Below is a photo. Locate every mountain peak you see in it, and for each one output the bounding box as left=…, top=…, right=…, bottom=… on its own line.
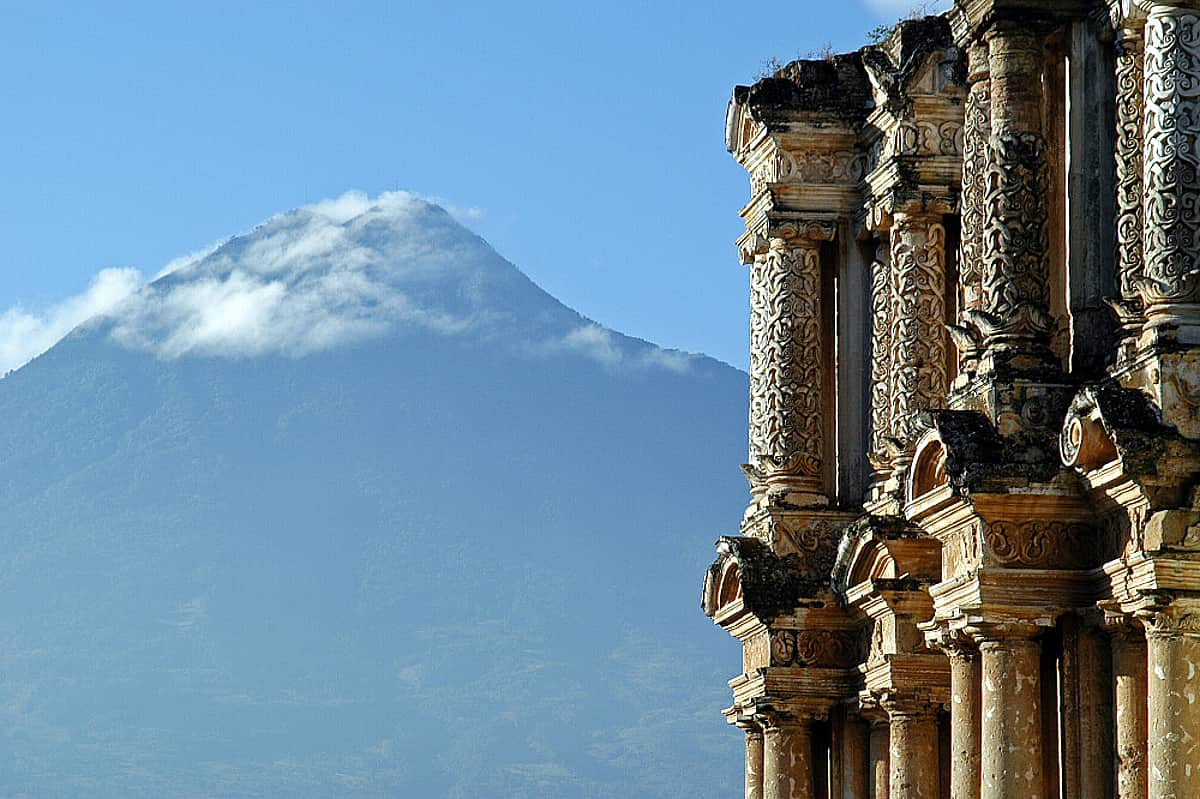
left=67, top=190, right=700, bottom=374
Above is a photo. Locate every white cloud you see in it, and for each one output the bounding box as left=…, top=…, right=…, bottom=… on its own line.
left=0, top=268, right=142, bottom=374
left=2, top=191, right=690, bottom=375
left=556, top=324, right=693, bottom=373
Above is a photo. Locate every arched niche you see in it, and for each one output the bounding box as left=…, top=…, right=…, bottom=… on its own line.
left=908, top=429, right=948, bottom=504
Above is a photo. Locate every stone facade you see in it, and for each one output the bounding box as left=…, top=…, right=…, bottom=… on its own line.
left=702, top=3, right=1200, bottom=797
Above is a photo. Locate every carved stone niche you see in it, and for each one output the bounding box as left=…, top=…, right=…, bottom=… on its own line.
left=904, top=410, right=1102, bottom=574
left=832, top=517, right=943, bottom=667
left=703, top=536, right=858, bottom=674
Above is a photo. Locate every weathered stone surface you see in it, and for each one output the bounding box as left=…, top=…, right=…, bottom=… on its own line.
left=705, top=2, right=1200, bottom=795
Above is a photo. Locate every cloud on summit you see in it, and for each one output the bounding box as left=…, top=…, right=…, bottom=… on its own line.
left=0, top=268, right=142, bottom=374
left=0, top=191, right=696, bottom=376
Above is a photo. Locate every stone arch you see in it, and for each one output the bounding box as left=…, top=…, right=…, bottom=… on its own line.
left=908, top=428, right=948, bottom=503
left=717, top=561, right=743, bottom=608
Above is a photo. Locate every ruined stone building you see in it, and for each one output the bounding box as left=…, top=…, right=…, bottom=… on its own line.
left=700, top=1, right=1200, bottom=797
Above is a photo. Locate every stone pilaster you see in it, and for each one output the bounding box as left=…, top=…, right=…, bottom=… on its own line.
left=976, top=625, right=1043, bottom=799
left=1112, top=13, right=1148, bottom=346
left=885, top=699, right=943, bottom=799
left=976, top=22, right=1055, bottom=373
left=1139, top=3, right=1200, bottom=333
left=745, top=221, right=837, bottom=507
left=1112, top=621, right=1149, bottom=799
left=889, top=212, right=950, bottom=446
left=763, top=713, right=816, bottom=799
left=838, top=712, right=870, bottom=799
left=1143, top=603, right=1200, bottom=799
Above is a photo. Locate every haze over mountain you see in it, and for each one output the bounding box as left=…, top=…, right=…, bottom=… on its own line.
left=0, top=193, right=748, bottom=797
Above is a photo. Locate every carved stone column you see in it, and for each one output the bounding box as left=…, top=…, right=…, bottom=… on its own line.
left=977, top=626, right=1043, bottom=799
left=747, top=221, right=836, bottom=506
left=1113, top=14, right=1148, bottom=342
left=1112, top=622, right=1148, bottom=799
left=1139, top=3, right=1200, bottom=334
left=741, top=720, right=767, bottom=799
left=1144, top=605, right=1200, bottom=799
left=763, top=714, right=816, bottom=799
left=889, top=212, right=949, bottom=446
left=948, top=646, right=982, bottom=799
left=955, top=43, right=991, bottom=375
left=868, top=718, right=890, bottom=799
left=977, top=21, right=1054, bottom=371
left=886, top=700, right=942, bottom=799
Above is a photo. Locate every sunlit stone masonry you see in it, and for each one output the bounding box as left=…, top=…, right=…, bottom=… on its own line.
left=701, top=3, right=1200, bottom=797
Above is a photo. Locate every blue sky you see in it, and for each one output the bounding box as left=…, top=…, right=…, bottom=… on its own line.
left=0, top=0, right=942, bottom=371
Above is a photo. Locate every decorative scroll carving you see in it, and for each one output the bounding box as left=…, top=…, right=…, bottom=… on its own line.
left=748, top=224, right=835, bottom=482
left=978, top=132, right=1053, bottom=341
left=983, top=519, right=1093, bottom=569
left=1114, top=21, right=1147, bottom=316
left=769, top=629, right=860, bottom=668
left=750, top=150, right=869, bottom=194
left=869, top=241, right=893, bottom=455
left=888, top=120, right=964, bottom=158
left=766, top=517, right=840, bottom=559
left=1140, top=8, right=1200, bottom=305
left=889, top=215, right=949, bottom=444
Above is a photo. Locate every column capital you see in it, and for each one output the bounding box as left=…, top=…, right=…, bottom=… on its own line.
left=1139, top=599, right=1200, bottom=639
left=924, top=622, right=981, bottom=661
left=967, top=619, right=1045, bottom=647
left=1136, top=1, right=1200, bottom=13
left=753, top=698, right=831, bottom=728
left=879, top=694, right=944, bottom=720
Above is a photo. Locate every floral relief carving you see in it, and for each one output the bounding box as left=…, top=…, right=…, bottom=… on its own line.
left=748, top=226, right=833, bottom=479
left=957, top=76, right=991, bottom=331
left=984, top=519, right=1094, bottom=569
left=750, top=149, right=868, bottom=194
left=869, top=243, right=893, bottom=456
left=769, top=629, right=860, bottom=668
left=1140, top=9, right=1200, bottom=305
left=979, top=132, right=1053, bottom=341
left=888, top=217, right=949, bottom=444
